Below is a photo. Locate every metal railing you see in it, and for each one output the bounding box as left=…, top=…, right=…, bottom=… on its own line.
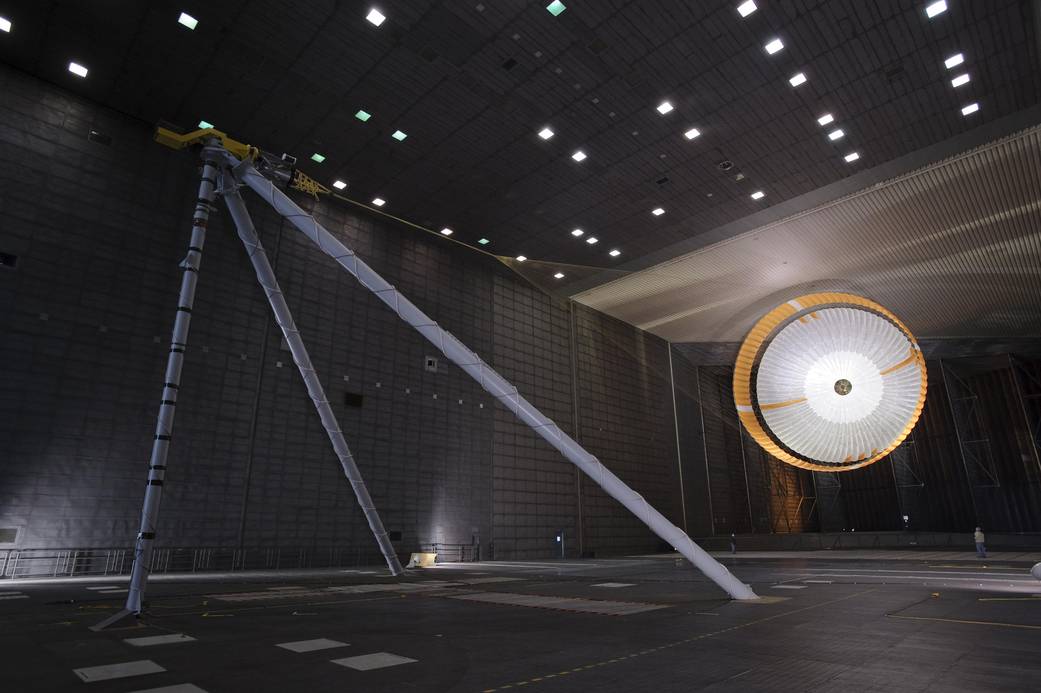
left=420, top=543, right=480, bottom=563
left=0, top=545, right=390, bottom=580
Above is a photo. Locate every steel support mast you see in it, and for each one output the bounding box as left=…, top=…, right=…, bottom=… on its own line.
left=93, top=142, right=222, bottom=630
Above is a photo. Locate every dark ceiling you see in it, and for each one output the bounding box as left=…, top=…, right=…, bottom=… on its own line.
left=1, top=0, right=1039, bottom=281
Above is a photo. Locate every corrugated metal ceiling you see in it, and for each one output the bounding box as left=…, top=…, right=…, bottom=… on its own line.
left=573, top=124, right=1041, bottom=342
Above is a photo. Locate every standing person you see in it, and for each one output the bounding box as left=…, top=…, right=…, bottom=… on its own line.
left=730, top=532, right=737, bottom=555
left=974, top=526, right=986, bottom=558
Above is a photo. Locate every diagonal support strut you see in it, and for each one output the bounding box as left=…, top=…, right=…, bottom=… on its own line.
left=226, top=154, right=757, bottom=600
left=221, top=172, right=404, bottom=576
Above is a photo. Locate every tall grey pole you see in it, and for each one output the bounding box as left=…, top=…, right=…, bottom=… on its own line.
left=230, top=156, right=756, bottom=600
left=94, top=145, right=222, bottom=630
left=222, top=177, right=404, bottom=576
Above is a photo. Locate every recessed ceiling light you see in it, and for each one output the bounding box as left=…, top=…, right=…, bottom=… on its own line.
left=553, top=272, right=565, bottom=279
left=198, top=120, right=214, bottom=129
left=392, top=129, right=407, bottom=141
left=0, top=16, right=11, bottom=32
left=827, top=128, right=845, bottom=141
left=684, top=127, right=701, bottom=140
left=478, top=238, right=490, bottom=245
left=737, top=0, right=757, bottom=17
left=177, top=12, right=198, bottom=30
left=817, top=113, right=834, bottom=126
left=371, top=197, right=386, bottom=207
left=951, top=73, right=970, bottom=88
left=652, top=207, right=665, bottom=216
left=440, top=227, right=453, bottom=236
left=355, top=110, right=371, bottom=122
left=516, top=255, right=527, bottom=262
left=571, top=228, right=584, bottom=237
left=764, top=38, right=784, bottom=55
left=961, top=102, right=979, bottom=116
left=68, top=62, right=89, bottom=78
left=750, top=190, right=765, bottom=200
left=311, top=153, right=326, bottom=163
left=571, top=149, right=587, bottom=162
left=925, top=1, right=947, bottom=18
left=609, top=249, right=621, bottom=257
left=546, top=0, right=566, bottom=16
left=586, top=237, right=598, bottom=244
left=332, top=180, right=347, bottom=190
left=789, top=72, right=807, bottom=87
left=656, top=100, right=674, bottom=115
left=944, top=53, right=964, bottom=69
left=844, top=151, right=860, bottom=163
left=538, top=126, right=554, bottom=140
left=366, top=8, right=386, bottom=26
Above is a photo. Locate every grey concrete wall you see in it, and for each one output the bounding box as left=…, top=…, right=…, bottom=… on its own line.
left=0, top=65, right=676, bottom=559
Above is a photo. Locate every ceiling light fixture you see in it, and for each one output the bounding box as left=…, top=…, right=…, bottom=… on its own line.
left=750, top=190, right=765, bottom=200
left=817, top=113, right=834, bottom=126
left=571, top=149, right=587, bottom=162
left=684, top=127, right=701, bottom=140
left=950, top=73, right=970, bottom=88
left=652, top=207, right=665, bottom=216
left=311, top=153, right=326, bottom=163
left=332, top=180, right=347, bottom=190
left=371, top=197, right=386, bottom=207
left=844, top=151, right=860, bottom=163
left=571, top=228, right=584, bottom=237
left=737, top=0, right=757, bottom=17
left=546, top=0, right=566, bottom=16
left=925, top=1, right=947, bottom=18
left=478, top=238, right=490, bottom=245
left=0, top=16, right=11, bottom=32
left=789, top=72, right=807, bottom=87
left=366, top=8, right=386, bottom=26
left=656, top=100, right=674, bottom=115
left=178, top=12, right=198, bottom=30
left=609, top=249, right=621, bottom=257
left=355, top=110, right=371, bottom=122
left=553, top=272, right=565, bottom=279
left=538, top=126, right=554, bottom=140
left=198, top=120, right=214, bottom=129
left=961, top=102, right=979, bottom=116
left=764, top=38, right=784, bottom=55
left=68, top=62, right=89, bottom=78
left=944, top=53, right=964, bottom=69
left=392, top=129, right=407, bottom=141
left=586, top=237, right=598, bottom=244
left=440, top=228, right=453, bottom=236
left=516, top=255, right=527, bottom=262
left=828, top=128, right=845, bottom=141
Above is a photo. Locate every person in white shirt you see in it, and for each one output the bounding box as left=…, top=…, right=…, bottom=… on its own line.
left=974, top=527, right=986, bottom=558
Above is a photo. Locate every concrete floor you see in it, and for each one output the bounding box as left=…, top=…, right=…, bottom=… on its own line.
left=2, top=551, right=1040, bottom=692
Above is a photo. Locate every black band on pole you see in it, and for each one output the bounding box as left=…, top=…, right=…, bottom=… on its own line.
left=155, top=434, right=172, bottom=441
left=160, top=400, right=176, bottom=406
left=188, top=246, right=204, bottom=253
left=148, top=479, right=164, bottom=486
left=177, top=306, right=192, bottom=313
left=163, top=383, right=179, bottom=389
left=140, top=532, right=156, bottom=539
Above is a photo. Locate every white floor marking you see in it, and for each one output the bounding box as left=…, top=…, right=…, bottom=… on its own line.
left=98, top=589, right=129, bottom=594
left=86, top=586, right=122, bottom=591
left=73, top=660, right=166, bottom=682
left=128, top=685, right=209, bottom=693
left=803, top=580, right=833, bottom=584
left=771, top=585, right=807, bottom=590
left=276, top=638, right=350, bottom=653
left=330, top=652, right=418, bottom=671
left=266, top=586, right=305, bottom=591
left=124, top=634, right=197, bottom=647
left=592, top=582, right=636, bottom=588
left=450, top=591, right=667, bottom=615
left=0, top=593, right=28, bottom=600
left=460, top=577, right=523, bottom=585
